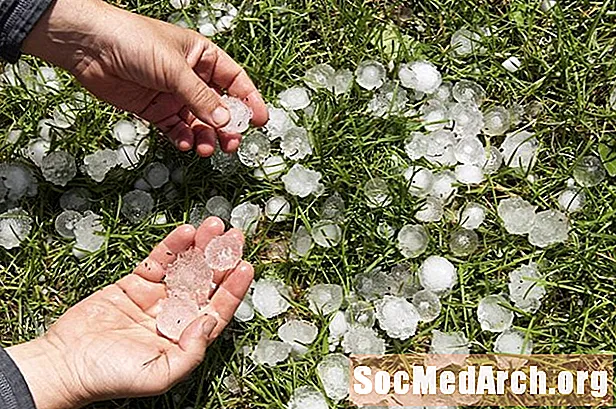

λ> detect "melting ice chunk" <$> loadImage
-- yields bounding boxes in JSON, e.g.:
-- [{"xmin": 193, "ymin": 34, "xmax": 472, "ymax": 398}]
[{"xmin": 204, "ymin": 234, "xmax": 243, "ymax": 271}]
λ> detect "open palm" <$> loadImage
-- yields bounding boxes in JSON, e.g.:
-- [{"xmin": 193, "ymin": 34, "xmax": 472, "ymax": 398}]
[{"xmin": 42, "ymin": 218, "xmax": 252, "ymax": 403}]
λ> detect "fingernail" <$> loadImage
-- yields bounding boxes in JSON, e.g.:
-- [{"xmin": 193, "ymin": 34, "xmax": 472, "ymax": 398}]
[
  {"xmin": 201, "ymin": 315, "xmax": 217, "ymax": 337},
  {"xmin": 212, "ymin": 106, "xmax": 230, "ymax": 127}
]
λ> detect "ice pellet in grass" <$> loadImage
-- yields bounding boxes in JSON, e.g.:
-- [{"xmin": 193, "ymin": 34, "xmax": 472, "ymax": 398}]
[
  {"xmin": 483, "ymin": 146, "xmax": 504, "ymax": 174},
  {"xmin": 557, "ymin": 187, "xmax": 585, "ymax": 213},
  {"xmin": 0, "ymin": 208, "xmax": 32, "ymax": 249},
  {"xmin": 287, "ymin": 386, "xmax": 328, "ymax": 409},
  {"xmin": 112, "ymin": 120, "xmax": 140, "ymax": 145},
  {"xmin": 416, "ymin": 197, "xmax": 444, "ymax": 223},
  {"xmin": 252, "ymin": 337, "xmax": 291, "ymax": 366},
  {"xmin": 73, "ymin": 212, "xmax": 105, "ymax": 258},
  {"xmin": 0, "ymin": 163, "xmax": 38, "ymax": 206},
  {"xmin": 367, "ymin": 81, "xmax": 408, "ymax": 118},
  {"xmin": 404, "ymin": 166, "xmax": 434, "ymax": 197},
  {"xmin": 412, "ymin": 290, "xmax": 442, "ymax": 322},
  {"xmin": 282, "ymin": 164, "xmax": 323, "ymax": 198},
  {"xmin": 355, "ymin": 60, "xmax": 386, "ymax": 91},
  {"xmin": 528, "ymin": 210, "xmax": 569, "ymax": 248},
  {"xmin": 205, "ymin": 196, "xmax": 232, "ymax": 221},
  {"xmin": 450, "ymin": 28, "xmax": 482, "ymax": 57},
  {"xmin": 453, "ymin": 80, "xmax": 486, "ymax": 107},
  {"xmin": 328, "ymin": 310, "xmax": 349, "ymax": 347},
  {"xmin": 342, "ymin": 325, "xmax": 385, "ymax": 355},
  {"xmin": 40, "ymin": 151, "xmax": 76, "ymax": 187},
  {"xmin": 345, "ymin": 299, "xmax": 376, "ymax": 328},
  {"xmin": 430, "ymin": 330, "xmax": 470, "ymax": 357},
  {"xmin": 482, "ymin": 105, "xmax": 511, "ymax": 136},
  {"xmin": 430, "ymin": 170, "xmax": 457, "ymax": 203},
  {"xmin": 404, "ymin": 131, "xmax": 429, "ymax": 160},
  {"xmin": 540, "ymin": 0, "xmax": 556, "ymax": 12},
  {"xmin": 449, "ymin": 229, "xmax": 479, "ymax": 257},
  {"xmin": 454, "ymin": 137, "xmax": 486, "ymax": 166},
  {"xmin": 280, "ymin": 127, "xmax": 312, "ymax": 160},
  {"xmin": 364, "ymin": 178, "xmax": 391, "ymax": 208},
  {"xmin": 116, "ymin": 145, "xmax": 141, "ymax": 170},
  {"xmin": 311, "ymin": 220, "xmax": 342, "ymax": 247},
  {"xmin": 218, "ymin": 96, "xmax": 251, "ymax": 134},
  {"xmin": 419, "ymin": 256, "xmax": 457, "ymax": 295},
  {"xmin": 609, "ymin": 87, "xmax": 616, "ymax": 110},
  {"xmin": 459, "ymin": 202, "xmax": 486, "ymax": 230},
  {"xmin": 398, "ymin": 61, "xmax": 442, "ymax": 94},
  {"xmin": 22, "ymin": 138, "xmax": 50, "ymax": 168},
  {"xmin": 278, "ymin": 319, "xmax": 318, "ymax": 354},
  {"xmin": 205, "ymin": 235, "xmax": 243, "ymax": 271},
  {"xmin": 253, "ymin": 155, "xmax": 286, "ymax": 180},
  {"xmin": 234, "ymin": 294, "xmax": 255, "ymax": 322},
  {"xmin": 500, "ymin": 130, "xmax": 538, "ymax": 171},
  {"xmin": 290, "ymin": 226, "xmax": 312, "ymax": 259},
  {"xmin": 82, "ymin": 149, "xmax": 118, "ymax": 183},
  {"xmin": 333, "ymin": 68, "xmax": 353, "ymax": 96},
  {"xmin": 170, "ymin": 0, "xmax": 190, "ymax": 9},
  {"xmin": 450, "ymin": 103, "xmax": 484, "ymax": 138},
  {"xmin": 230, "ymin": 202, "xmax": 261, "ymax": 235},
  {"xmin": 264, "ymin": 105, "xmax": 294, "ymax": 140},
  {"xmin": 54, "ymin": 210, "xmax": 83, "ymax": 239},
  {"xmin": 237, "ymin": 131, "xmax": 271, "ymax": 167},
  {"xmin": 425, "ymin": 130, "xmax": 457, "ymax": 166},
  {"xmin": 375, "ymin": 295, "xmax": 420, "ymax": 340},
  {"xmin": 265, "ymin": 196, "xmax": 291, "ymax": 222},
  {"xmin": 60, "ymin": 188, "xmax": 91, "ymax": 212},
  {"xmin": 573, "ymin": 155, "xmax": 606, "ymax": 187},
  {"xmin": 502, "ymin": 56, "xmax": 522, "ymax": 73},
  {"xmin": 121, "ymin": 190, "xmax": 154, "ymax": 224},
  {"xmin": 477, "ymin": 294, "xmax": 514, "ymax": 332},
  {"xmin": 317, "ymin": 354, "xmax": 350, "ymax": 402},
  {"xmin": 498, "ymin": 197, "xmax": 537, "ymax": 235},
  {"xmin": 278, "ymin": 87, "xmax": 311, "ymax": 111},
  {"xmin": 508, "ymin": 262, "xmax": 546, "ymax": 313},
  {"xmin": 307, "ymin": 284, "xmax": 343, "ymax": 315},
  {"xmin": 495, "ymin": 329, "xmax": 533, "ymax": 355},
  {"xmin": 321, "ymin": 193, "xmax": 345, "ymax": 223},
  {"xmin": 304, "ymin": 64, "xmax": 335, "ymax": 91},
  {"xmin": 211, "ymin": 147, "xmax": 240, "ymax": 174},
  {"xmin": 252, "ymin": 278, "xmax": 290, "ymax": 319},
  {"xmin": 143, "ymin": 162, "xmax": 169, "ymax": 188},
  {"xmin": 52, "ymin": 103, "xmax": 77, "ymax": 129},
  {"xmin": 397, "ymin": 224, "xmax": 429, "ymax": 258},
  {"xmin": 455, "ymin": 164, "xmax": 485, "ymax": 185},
  {"xmin": 421, "ymin": 99, "xmax": 449, "ymax": 131}
]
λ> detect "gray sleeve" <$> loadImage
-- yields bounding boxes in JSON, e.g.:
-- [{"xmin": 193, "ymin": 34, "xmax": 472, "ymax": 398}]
[
  {"xmin": 0, "ymin": 0, "xmax": 55, "ymax": 63},
  {"xmin": 0, "ymin": 348, "xmax": 37, "ymax": 409}
]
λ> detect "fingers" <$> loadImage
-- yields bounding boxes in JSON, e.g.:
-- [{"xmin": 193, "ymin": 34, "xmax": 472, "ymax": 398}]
[
  {"xmin": 203, "ymin": 46, "xmax": 268, "ymax": 127},
  {"xmin": 205, "ymin": 261, "xmax": 254, "ymax": 338},
  {"xmin": 134, "ymin": 224, "xmax": 196, "ymax": 282},
  {"xmin": 168, "ymin": 121, "xmax": 194, "ymax": 151},
  {"xmin": 173, "ymin": 64, "xmax": 231, "ymax": 129},
  {"xmin": 116, "ymin": 274, "xmax": 167, "ymax": 314},
  {"xmin": 193, "ymin": 122, "xmax": 217, "ymax": 157},
  {"xmin": 218, "ymin": 131, "xmax": 242, "ymax": 153},
  {"xmin": 178, "ymin": 314, "xmax": 218, "ymax": 355},
  {"xmin": 194, "ymin": 216, "xmax": 226, "ymax": 251}
]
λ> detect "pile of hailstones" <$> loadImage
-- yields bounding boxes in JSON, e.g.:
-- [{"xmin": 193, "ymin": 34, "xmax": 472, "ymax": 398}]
[{"xmin": 194, "ymin": 61, "xmax": 606, "ymax": 407}]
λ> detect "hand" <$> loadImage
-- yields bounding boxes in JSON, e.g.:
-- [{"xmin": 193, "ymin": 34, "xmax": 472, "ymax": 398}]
[
  {"xmin": 7, "ymin": 217, "xmax": 253, "ymax": 409},
  {"xmin": 22, "ymin": 0, "xmax": 268, "ymax": 156}
]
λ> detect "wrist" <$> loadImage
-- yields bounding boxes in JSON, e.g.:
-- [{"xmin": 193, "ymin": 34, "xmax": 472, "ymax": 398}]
[
  {"xmin": 21, "ymin": 0, "xmax": 113, "ymax": 72},
  {"xmin": 6, "ymin": 337, "xmax": 91, "ymax": 409}
]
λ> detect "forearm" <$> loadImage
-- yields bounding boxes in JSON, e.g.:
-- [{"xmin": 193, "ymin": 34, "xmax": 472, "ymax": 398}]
[
  {"xmin": 21, "ymin": 0, "xmax": 114, "ymax": 72},
  {"xmin": 6, "ymin": 338, "xmax": 89, "ymax": 409}
]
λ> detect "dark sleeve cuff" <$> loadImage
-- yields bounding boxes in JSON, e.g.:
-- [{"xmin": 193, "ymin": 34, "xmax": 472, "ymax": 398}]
[
  {"xmin": 0, "ymin": 347, "xmax": 37, "ymax": 409},
  {"xmin": 0, "ymin": 0, "xmax": 55, "ymax": 63}
]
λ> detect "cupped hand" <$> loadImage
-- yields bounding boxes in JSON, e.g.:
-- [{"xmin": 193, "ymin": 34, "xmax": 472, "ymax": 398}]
[
  {"xmin": 8, "ymin": 217, "xmax": 253, "ymax": 409},
  {"xmin": 23, "ymin": 0, "xmax": 268, "ymax": 156}
]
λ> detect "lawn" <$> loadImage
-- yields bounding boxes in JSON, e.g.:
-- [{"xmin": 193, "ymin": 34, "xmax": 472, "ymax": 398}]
[{"xmin": 1, "ymin": 0, "xmax": 615, "ymax": 408}]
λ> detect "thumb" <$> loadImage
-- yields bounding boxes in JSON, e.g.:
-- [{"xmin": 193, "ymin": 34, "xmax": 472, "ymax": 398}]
[
  {"xmin": 178, "ymin": 313, "xmax": 218, "ymax": 357},
  {"xmin": 173, "ymin": 65, "xmax": 231, "ymax": 129}
]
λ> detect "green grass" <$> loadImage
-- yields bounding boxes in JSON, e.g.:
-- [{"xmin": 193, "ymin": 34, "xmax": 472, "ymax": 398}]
[{"xmin": 1, "ymin": 0, "xmax": 616, "ymax": 408}]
